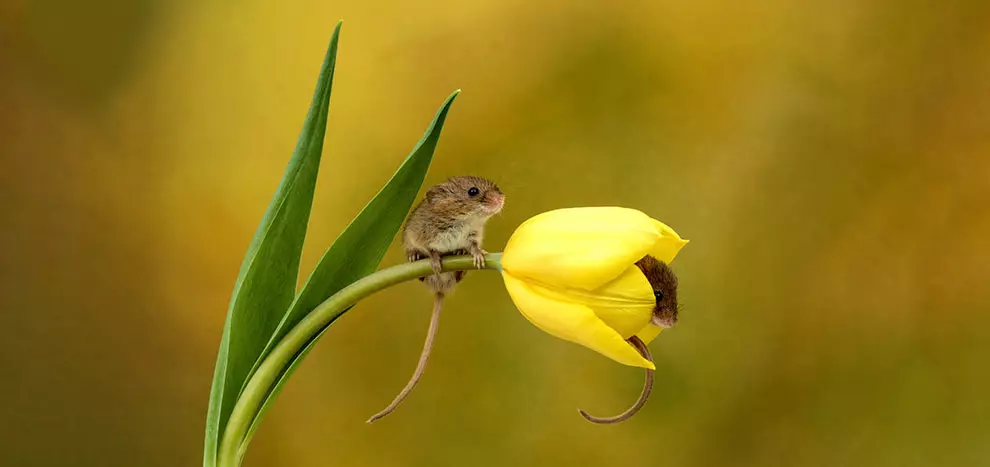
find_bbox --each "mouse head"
[426,176,505,220]
[634,255,679,328]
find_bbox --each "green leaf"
[238,90,460,452]
[204,21,342,467]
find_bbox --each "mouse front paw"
[407,251,426,263]
[470,246,487,269]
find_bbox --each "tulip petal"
[584,265,655,338]
[521,265,654,338]
[635,323,663,344]
[502,207,686,291]
[503,273,655,369]
[650,219,690,264]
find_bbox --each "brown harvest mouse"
[579,255,679,424]
[366,176,505,423]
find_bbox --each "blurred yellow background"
[2,0,990,466]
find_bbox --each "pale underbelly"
[428,230,473,253]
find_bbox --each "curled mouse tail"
[367,293,444,424]
[578,336,654,424]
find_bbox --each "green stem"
[217,253,503,467]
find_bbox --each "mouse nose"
[487,192,505,211]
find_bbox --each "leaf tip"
[442,89,461,107]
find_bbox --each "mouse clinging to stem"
[366,175,504,423]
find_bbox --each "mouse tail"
[367,293,444,424]
[578,336,655,424]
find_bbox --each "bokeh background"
[3,0,990,466]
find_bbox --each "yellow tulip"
[500,207,688,370]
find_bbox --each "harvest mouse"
[366,176,505,423]
[578,255,679,424]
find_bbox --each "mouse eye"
[467,187,480,197]
[654,291,664,302]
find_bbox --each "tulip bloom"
[500,207,688,423]
[500,207,688,369]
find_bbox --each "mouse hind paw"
[428,251,444,275]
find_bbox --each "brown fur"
[635,255,679,328]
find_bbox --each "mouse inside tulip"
[578,255,679,424]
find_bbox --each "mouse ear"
[425,186,443,204]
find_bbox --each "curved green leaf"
[204,21,342,467]
[237,91,460,452]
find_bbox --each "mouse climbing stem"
[217,253,503,467]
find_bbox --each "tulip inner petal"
[586,265,656,338]
[502,273,656,369]
[506,265,655,339]
[636,323,664,344]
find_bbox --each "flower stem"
[217,253,503,467]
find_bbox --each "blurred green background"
[2,0,989,466]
